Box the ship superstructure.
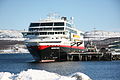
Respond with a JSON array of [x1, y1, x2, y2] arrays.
[[108, 41, 120, 55], [22, 14, 85, 61]]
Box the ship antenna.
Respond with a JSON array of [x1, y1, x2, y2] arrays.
[[70, 17, 74, 24], [70, 17, 75, 28], [47, 13, 59, 19]]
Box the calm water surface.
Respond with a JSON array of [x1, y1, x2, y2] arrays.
[[0, 53, 120, 80]]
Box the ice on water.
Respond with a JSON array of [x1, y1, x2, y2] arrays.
[[0, 69, 92, 80]]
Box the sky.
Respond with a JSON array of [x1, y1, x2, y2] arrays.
[[0, 0, 120, 32]]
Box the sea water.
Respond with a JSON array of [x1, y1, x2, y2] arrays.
[[0, 53, 120, 80]]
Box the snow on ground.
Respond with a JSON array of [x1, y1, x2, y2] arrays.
[[0, 30, 25, 41], [0, 38, 25, 41], [84, 30, 120, 40], [0, 30, 23, 38], [0, 69, 92, 80], [0, 48, 29, 54], [0, 72, 12, 80]]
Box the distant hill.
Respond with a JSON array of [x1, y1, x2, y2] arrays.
[[84, 30, 120, 41], [84, 30, 120, 49], [0, 29, 24, 41], [0, 30, 25, 50], [0, 29, 120, 41]]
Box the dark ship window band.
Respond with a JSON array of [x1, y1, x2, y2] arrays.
[[29, 22, 64, 27], [39, 41, 61, 43]]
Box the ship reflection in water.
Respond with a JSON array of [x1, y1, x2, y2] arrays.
[[0, 53, 120, 80]]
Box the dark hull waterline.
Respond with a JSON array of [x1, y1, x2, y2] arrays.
[[27, 45, 85, 61]]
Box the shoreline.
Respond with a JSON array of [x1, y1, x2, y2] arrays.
[[0, 52, 29, 54]]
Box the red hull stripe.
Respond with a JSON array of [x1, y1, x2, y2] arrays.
[[38, 45, 85, 50]]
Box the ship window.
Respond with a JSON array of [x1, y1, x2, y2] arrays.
[[63, 32, 65, 34], [53, 27, 64, 30], [40, 23, 53, 26], [35, 33, 39, 35], [40, 32, 47, 35], [29, 28, 32, 31], [27, 33, 34, 35], [44, 28, 52, 30], [39, 28, 52, 31], [55, 32, 58, 34], [39, 28, 43, 30], [80, 33, 84, 36], [48, 32, 54, 35], [29, 28, 53, 31], [30, 23, 40, 27], [29, 28, 40, 31], [58, 32, 63, 34], [66, 23, 72, 27], [54, 22, 64, 26], [27, 33, 30, 35], [55, 32, 65, 34]]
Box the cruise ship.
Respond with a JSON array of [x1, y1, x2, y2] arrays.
[[22, 14, 85, 61]]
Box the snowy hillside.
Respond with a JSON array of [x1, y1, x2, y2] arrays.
[[0, 29, 120, 41], [0, 30, 24, 41], [84, 30, 120, 40]]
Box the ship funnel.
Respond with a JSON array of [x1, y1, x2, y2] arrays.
[[61, 17, 67, 21], [70, 17, 74, 20]]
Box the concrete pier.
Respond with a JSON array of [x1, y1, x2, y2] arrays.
[[67, 52, 112, 61]]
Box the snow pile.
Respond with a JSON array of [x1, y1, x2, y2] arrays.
[[70, 72, 92, 80], [0, 72, 13, 80], [84, 30, 120, 40], [0, 30, 24, 41], [0, 69, 92, 80]]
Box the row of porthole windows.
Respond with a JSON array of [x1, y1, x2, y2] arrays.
[[29, 27, 64, 31], [26, 32, 65, 35]]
